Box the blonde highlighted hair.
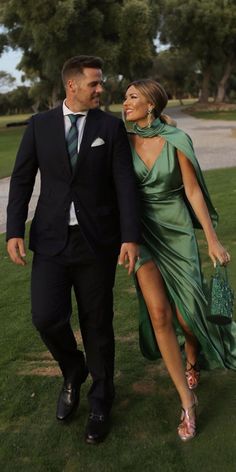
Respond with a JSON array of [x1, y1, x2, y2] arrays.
[[126, 79, 176, 127]]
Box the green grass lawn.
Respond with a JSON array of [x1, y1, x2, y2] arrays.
[[185, 110, 236, 121], [0, 114, 30, 178], [0, 127, 26, 179], [0, 114, 31, 128], [108, 99, 198, 113], [0, 113, 31, 179], [0, 167, 236, 471]]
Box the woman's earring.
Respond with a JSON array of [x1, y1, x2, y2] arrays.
[[147, 108, 153, 128]]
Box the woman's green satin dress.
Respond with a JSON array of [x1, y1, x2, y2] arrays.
[[132, 140, 236, 369]]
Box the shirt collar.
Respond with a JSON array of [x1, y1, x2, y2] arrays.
[[63, 99, 88, 117]]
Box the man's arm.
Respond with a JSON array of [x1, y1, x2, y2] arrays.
[[112, 120, 141, 273], [112, 120, 141, 241], [6, 117, 38, 263], [6, 117, 38, 240]]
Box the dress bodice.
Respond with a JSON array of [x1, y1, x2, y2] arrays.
[[132, 141, 184, 201]]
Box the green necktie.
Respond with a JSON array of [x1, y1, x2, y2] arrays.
[[67, 114, 81, 171]]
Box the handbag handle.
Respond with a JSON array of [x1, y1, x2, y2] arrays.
[[215, 262, 228, 282]]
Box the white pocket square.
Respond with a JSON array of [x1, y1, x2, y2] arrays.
[[91, 137, 105, 147]]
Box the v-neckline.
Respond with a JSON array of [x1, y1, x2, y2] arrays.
[[133, 140, 167, 172]]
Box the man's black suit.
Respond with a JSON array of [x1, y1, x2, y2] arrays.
[[7, 106, 140, 413]]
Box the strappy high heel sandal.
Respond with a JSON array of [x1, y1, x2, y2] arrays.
[[178, 393, 198, 442], [185, 361, 200, 390]]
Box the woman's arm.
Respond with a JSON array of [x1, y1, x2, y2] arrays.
[[177, 149, 230, 266]]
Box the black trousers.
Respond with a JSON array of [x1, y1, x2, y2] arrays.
[[31, 226, 118, 413]]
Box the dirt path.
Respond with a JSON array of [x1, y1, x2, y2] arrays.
[[167, 106, 236, 170]]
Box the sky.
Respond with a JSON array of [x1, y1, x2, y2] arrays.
[[0, 48, 23, 87]]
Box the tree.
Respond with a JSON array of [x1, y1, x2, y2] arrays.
[[215, 61, 236, 102], [118, 0, 159, 80], [7, 86, 33, 113], [0, 3, 9, 54], [0, 32, 7, 54], [214, 2, 236, 102], [0, 86, 33, 114], [227, 72, 236, 101], [0, 0, 123, 105], [151, 49, 199, 101], [0, 0, 159, 106], [159, 0, 236, 103], [0, 70, 15, 92]]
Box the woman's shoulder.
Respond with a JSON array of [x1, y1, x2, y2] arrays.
[[165, 124, 193, 148], [166, 123, 190, 138]]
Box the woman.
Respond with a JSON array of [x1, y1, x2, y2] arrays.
[[122, 79, 236, 441]]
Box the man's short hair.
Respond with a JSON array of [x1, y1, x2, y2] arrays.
[[61, 55, 104, 86]]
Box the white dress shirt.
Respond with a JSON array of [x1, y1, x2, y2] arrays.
[[63, 100, 88, 225]]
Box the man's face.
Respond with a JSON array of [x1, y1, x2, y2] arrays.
[[68, 67, 103, 111]]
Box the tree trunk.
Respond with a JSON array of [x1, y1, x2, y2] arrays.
[[32, 100, 40, 113], [198, 66, 211, 103], [215, 59, 234, 103]]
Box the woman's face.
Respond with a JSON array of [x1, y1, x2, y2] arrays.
[[123, 85, 153, 126]]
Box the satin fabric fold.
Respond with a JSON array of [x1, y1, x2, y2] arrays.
[[131, 125, 236, 370], [133, 118, 218, 229]]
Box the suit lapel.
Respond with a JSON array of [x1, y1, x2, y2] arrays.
[[50, 106, 72, 178], [72, 109, 101, 177]]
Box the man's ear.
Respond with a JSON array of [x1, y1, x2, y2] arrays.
[[67, 78, 77, 93]]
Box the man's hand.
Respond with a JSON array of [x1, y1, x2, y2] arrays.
[[118, 242, 139, 275], [7, 238, 27, 266]]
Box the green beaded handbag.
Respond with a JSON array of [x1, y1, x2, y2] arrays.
[[207, 264, 234, 325]]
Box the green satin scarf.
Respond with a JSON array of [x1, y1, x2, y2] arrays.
[[133, 118, 218, 229]]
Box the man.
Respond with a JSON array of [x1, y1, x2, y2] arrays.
[[7, 55, 140, 444]]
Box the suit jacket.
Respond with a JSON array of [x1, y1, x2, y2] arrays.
[[6, 106, 141, 255]]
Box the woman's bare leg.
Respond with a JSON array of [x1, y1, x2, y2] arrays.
[[137, 261, 194, 410], [175, 308, 200, 390], [175, 308, 199, 366]]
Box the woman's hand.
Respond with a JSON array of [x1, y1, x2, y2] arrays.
[[208, 238, 231, 267]]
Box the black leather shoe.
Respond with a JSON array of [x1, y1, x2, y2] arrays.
[[85, 412, 110, 444], [56, 367, 88, 421]]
